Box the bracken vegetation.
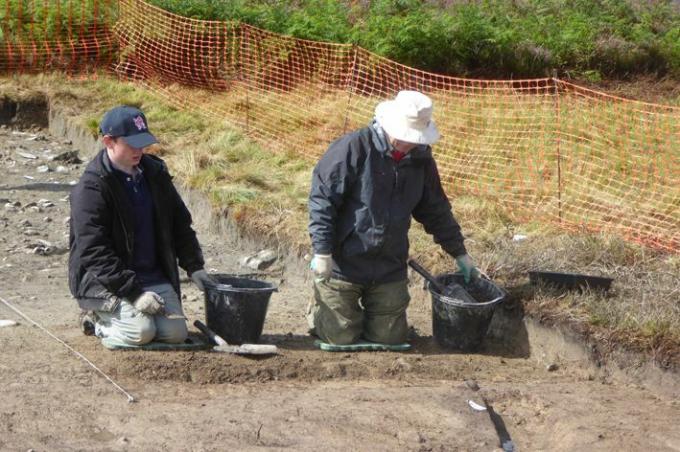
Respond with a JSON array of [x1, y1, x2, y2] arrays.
[[148, 0, 680, 80]]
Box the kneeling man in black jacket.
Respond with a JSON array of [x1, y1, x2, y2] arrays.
[[69, 106, 212, 347]]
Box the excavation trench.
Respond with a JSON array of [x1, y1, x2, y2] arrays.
[[0, 94, 676, 400]]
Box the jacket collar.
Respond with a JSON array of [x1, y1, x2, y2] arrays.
[[89, 149, 162, 179]]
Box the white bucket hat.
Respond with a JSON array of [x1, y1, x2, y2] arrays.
[[375, 90, 440, 145]]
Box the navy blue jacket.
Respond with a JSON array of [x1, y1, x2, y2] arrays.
[[309, 123, 467, 285], [69, 150, 204, 311]]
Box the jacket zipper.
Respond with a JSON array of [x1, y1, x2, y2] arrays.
[[371, 158, 399, 284]]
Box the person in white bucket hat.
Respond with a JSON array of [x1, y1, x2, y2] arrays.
[[374, 90, 440, 145], [307, 90, 479, 347]]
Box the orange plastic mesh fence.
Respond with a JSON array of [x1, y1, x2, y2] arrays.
[[0, 0, 117, 73], [554, 80, 678, 252], [3, 0, 678, 251]]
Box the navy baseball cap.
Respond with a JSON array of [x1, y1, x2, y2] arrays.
[[99, 106, 158, 149]]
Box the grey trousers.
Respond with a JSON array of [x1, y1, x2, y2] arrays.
[[307, 278, 411, 345], [95, 282, 187, 346]]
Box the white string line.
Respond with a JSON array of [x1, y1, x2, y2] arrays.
[[0, 295, 136, 403]]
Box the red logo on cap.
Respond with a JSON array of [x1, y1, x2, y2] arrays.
[[133, 116, 146, 131]]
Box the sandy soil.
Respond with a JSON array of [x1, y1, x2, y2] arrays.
[[1, 126, 679, 451]]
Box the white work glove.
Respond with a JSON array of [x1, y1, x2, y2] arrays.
[[310, 254, 332, 281], [133, 291, 165, 315], [455, 254, 480, 284], [190, 269, 214, 292]]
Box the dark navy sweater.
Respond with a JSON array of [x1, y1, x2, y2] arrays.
[[112, 166, 167, 286]]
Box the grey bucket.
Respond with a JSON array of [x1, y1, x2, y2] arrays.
[[429, 273, 506, 351]]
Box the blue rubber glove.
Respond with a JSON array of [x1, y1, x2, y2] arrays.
[[455, 254, 479, 284]]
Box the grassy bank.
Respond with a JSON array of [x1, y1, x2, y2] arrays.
[[3, 73, 678, 366]]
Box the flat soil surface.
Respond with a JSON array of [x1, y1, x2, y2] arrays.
[[1, 127, 679, 451]]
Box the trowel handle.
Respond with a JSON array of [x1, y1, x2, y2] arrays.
[[194, 320, 228, 347], [407, 259, 447, 293]]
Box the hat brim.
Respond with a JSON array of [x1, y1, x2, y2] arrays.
[[375, 100, 440, 145], [122, 132, 158, 149]]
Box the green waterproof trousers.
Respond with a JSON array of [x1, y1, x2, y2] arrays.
[[307, 278, 410, 345]]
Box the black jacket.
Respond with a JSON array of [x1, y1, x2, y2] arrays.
[[69, 149, 204, 311], [309, 123, 467, 285]]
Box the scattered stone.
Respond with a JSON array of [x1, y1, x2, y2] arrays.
[[30, 239, 65, 256], [23, 228, 41, 236], [27, 206, 42, 213], [465, 379, 480, 391], [393, 357, 412, 372], [547, 363, 559, 372], [512, 234, 528, 242], [62, 216, 70, 225], [27, 134, 47, 142], [0, 320, 18, 328], [36, 165, 51, 173], [23, 175, 35, 180], [4, 203, 20, 212], [55, 165, 68, 173], [16, 151, 38, 160], [240, 249, 278, 270], [19, 219, 32, 227], [37, 199, 55, 208], [52, 150, 82, 164], [59, 196, 69, 202], [44, 217, 52, 223], [68, 180, 78, 186]]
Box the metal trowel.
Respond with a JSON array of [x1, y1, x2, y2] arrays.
[[194, 320, 278, 355]]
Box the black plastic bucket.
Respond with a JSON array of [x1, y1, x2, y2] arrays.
[[203, 274, 277, 345], [429, 273, 506, 351]]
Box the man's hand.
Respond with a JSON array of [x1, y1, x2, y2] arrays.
[[133, 291, 165, 315], [455, 254, 480, 284], [190, 269, 214, 292], [310, 254, 332, 281]]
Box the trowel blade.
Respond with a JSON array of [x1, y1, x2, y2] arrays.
[[213, 343, 278, 355]]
